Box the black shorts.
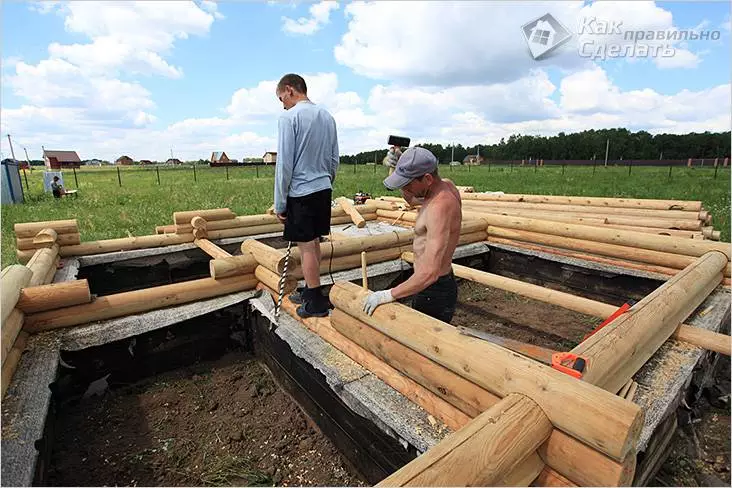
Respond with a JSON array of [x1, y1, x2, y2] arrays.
[[412, 272, 458, 323], [283, 188, 332, 242]]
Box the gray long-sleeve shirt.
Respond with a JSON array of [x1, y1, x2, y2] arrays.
[[274, 100, 339, 214]]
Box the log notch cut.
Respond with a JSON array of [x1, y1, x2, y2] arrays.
[[335, 197, 366, 228], [241, 239, 284, 274], [401, 252, 730, 356], [23, 274, 258, 333], [329, 282, 643, 462], [330, 308, 636, 487], [16, 279, 92, 314], [32, 228, 58, 245], [572, 251, 728, 393], [459, 193, 703, 212], [194, 239, 231, 259], [377, 393, 552, 486], [210, 253, 258, 279], [257, 284, 471, 431]]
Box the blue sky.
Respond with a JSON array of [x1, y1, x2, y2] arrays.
[[1, 1, 730, 161]]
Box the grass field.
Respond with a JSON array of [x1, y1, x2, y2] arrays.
[[2, 164, 729, 266]]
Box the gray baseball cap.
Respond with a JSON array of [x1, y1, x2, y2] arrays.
[[383, 147, 438, 190]]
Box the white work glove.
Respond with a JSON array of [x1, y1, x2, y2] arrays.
[[363, 290, 395, 315], [385, 147, 401, 168]]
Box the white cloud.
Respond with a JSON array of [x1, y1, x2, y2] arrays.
[[282, 1, 338, 35]]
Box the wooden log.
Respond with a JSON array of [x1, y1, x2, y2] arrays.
[[459, 193, 703, 212], [290, 248, 405, 280], [155, 225, 176, 234], [258, 284, 470, 431], [330, 204, 378, 218], [618, 380, 633, 398], [461, 198, 703, 221], [190, 216, 207, 230], [365, 199, 402, 211], [266, 205, 275, 215], [626, 382, 639, 402], [1, 265, 33, 324], [193, 228, 208, 239], [712, 230, 721, 241], [241, 240, 284, 274], [254, 266, 297, 296], [331, 303, 632, 486], [572, 251, 727, 393], [532, 466, 578, 487], [16, 232, 81, 250], [502, 452, 545, 486], [329, 282, 643, 461], [464, 208, 609, 228], [486, 226, 731, 276], [1, 308, 24, 366], [32, 228, 58, 245], [378, 196, 409, 203], [1, 331, 28, 398], [600, 225, 702, 239], [376, 209, 418, 222], [335, 197, 366, 228], [14, 219, 79, 238], [331, 309, 499, 418], [57, 233, 196, 257], [16, 279, 92, 314], [26, 245, 60, 286], [24, 274, 258, 333], [173, 208, 236, 225], [194, 238, 230, 259], [377, 393, 553, 487], [44, 256, 60, 284], [361, 252, 368, 289], [209, 253, 258, 279]]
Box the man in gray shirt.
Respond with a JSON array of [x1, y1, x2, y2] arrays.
[[274, 73, 339, 318]]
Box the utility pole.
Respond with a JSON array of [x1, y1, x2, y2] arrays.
[[451, 143, 454, 163], [604, 138, 610, 167], [7, 134, 17, 161]]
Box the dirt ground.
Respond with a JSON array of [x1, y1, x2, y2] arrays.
[[48, 352, 365, 487], [451, 280, 731, 486]]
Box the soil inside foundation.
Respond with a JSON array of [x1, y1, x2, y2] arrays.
[[47, 351, 366, 487]]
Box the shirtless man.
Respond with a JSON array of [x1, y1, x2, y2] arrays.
[[363, 147, 462, 323]]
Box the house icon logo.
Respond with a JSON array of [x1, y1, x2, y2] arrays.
[[521, 13, 572, 60]]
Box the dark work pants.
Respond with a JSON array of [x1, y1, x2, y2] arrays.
[[411, 272, 458, 323]]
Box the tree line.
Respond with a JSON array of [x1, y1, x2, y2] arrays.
[[339, 129, 731, 164]]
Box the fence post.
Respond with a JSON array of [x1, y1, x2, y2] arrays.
[[23, 167, 29, 191], [534, 161, 537, 173], [156, 167, 161, 185], [373, 164, 376, 174], [73, 167, 79, 188], [117, 167, 122, 186], [256, 165, 259, 178], [714, 159, 719, 179], [193, 164, 197, 182], [562, 164, 565, 175], [353, 162, 356, 174], [226, 166, 229, 180], [510, 161, 513, 173], [668, 164, 672, 180], [593, 159, 597, 175], [628, 160, 632, 176], [468, 164, 471, 172]]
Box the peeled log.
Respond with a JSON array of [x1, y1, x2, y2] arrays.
[[364, 199, 403, 211], [480, 214, 730, 258], [193, 228, 208, 239], [14, 219, 79, 238], [44, 256, 60, 284], [1, 331, 28, 398], [26, 245, 60, 287], [23, 274, 258, 333], [486, 226, 731, 277], [501, 453, 545, 487], [16, 232, 81, 250], [290, 248, 405, 279], [1, 309, 24, 366], [377, 393, 553, 487], [673, 324, 731, 356], [335, 197, 366, 228], [58, 233, 195, 257], [17, 279, 92, 314], [191, 216, 207, 230], [194, 239, 231, 259], [173, 208, 235, 225], [332, 308, 633, 486], [258, 284, 470, 430], [460, 193, 703, 212], [572, 251, 727, 393], [532, 466, 578, 487], [376, 209, 418, 222], [32, 228, 58, 244], [329, 282, 643, 461], [210, 253, 258, 279], [254, 266, 297, 295], [1, 265, 33, 324], [241, 240, 284, 274]]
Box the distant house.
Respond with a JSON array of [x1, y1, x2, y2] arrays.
[[139, 159, 153, 165], [463, 155, 484, 166], [211, 151, 230, 164], [263, 151, 277, 164], [166, 158, 182, 165], [115, 155, 134, 165], [43, 150, 82, 169], [85, 159, 103, 166]]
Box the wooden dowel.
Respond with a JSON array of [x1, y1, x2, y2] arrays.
[[194, 238, 231, 259], [361, 252, 368, 289], [378, 394, 552, 486], [23, 274, 258, 333], [14, 219, 79, 238], [16, 279, 92, 314], [329, 282, 643, 461]]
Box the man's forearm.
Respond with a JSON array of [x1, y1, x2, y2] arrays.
[[390, 268, 439, 300]]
